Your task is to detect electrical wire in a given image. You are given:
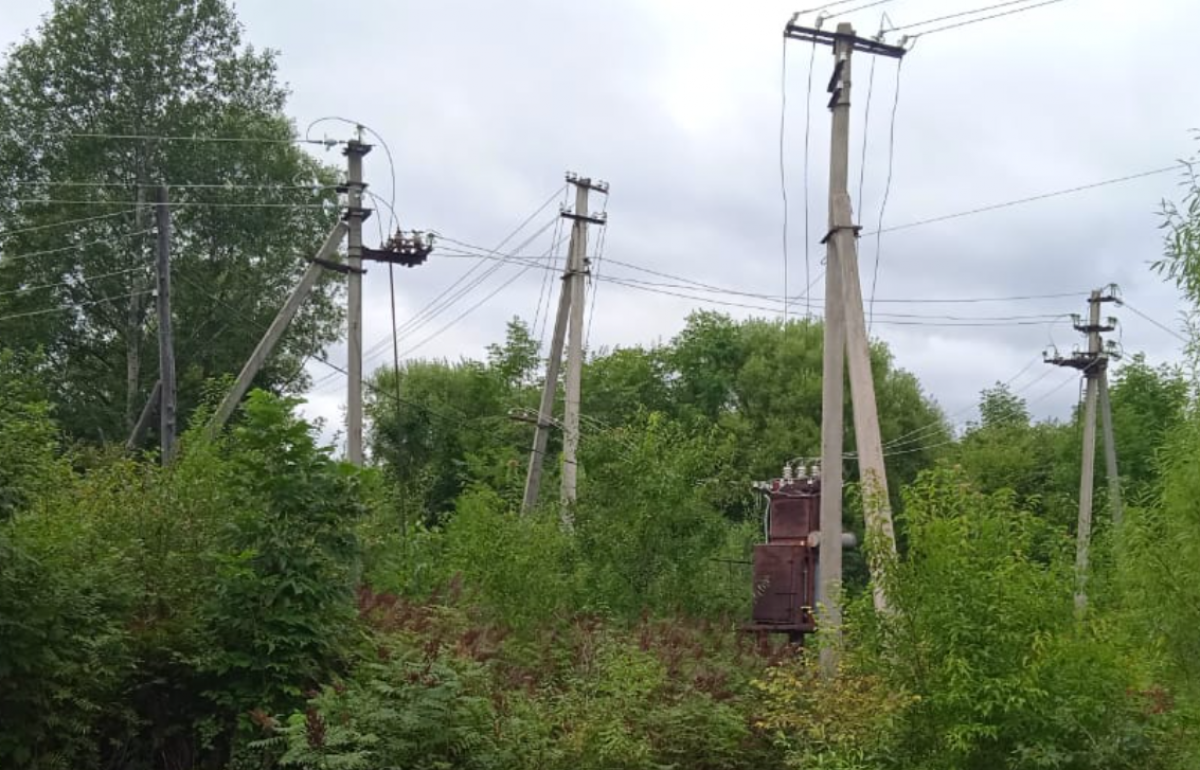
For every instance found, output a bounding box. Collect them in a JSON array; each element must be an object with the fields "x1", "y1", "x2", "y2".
[
  {"x1": 909, "y1": 0, "x2": 1071, "y2": 38},
  {"x1": 867, "y1": 57, "x2": 903, "y2": 333},
  {"x1": 0, "y1": 229, "x2": 153, "y2": 263},
  {"x1": 802, "y1": 40, "x2": 818, "y2": 319},
  {"x1": 64, "y1": 131, "x2": 334, "y2": 146},
  {"x1": 11, "y1": 180, "x2": 338, "y2": 191},
  {"x1": 828, "y1": 0, "x2": 897, "y2": 19},
  {"x1": 598, "y1": 273, "x2": 1072, "y2": 325},
  {"x1": 0, "y1": 288, "x2": 152, "y2": 323},
  {"x1": 0, "y1": 266, "x2": 142, "y2": 297},
  {"x1": 394, "y1": 227, "x2": 571, "y2": 363},
  {"x1": 1117, "y1": 300, "x2": 1191, "y2": 344},
  {"x1": 7, "y1": 198, "x2": 330, "y2": 209},
  {"x1": 855, "y1": 49, "x2": 878, "y2": 223},
  {"x1": 404, "y1": 184, "x2": 564, "y2": 337},
  {"x1": 0, "y1": 209, "x2": 139, "y2": 242},
  {"x1": 881, "y1": 357, "x2": 1048, "y2": 452},
  {"x1": 387, "y1": 262, "x2": 403, "y2": 406},
  {"x1": 779, "y1": 35, "x2": 791, "y2": 323},
  {"x1": 533, "y1": 188, "x2": 570, "y2": 353},
  {"x1": 892, "y1": 0, "x2": 1042, "y2": 30},
  {"x1": 863, "y1": 164, "x2": 1185, "y2": 237},
  {"x1": 584, "y1": 196, "x2": 611, "y2": 353},
  {"x1": 361, "y1": 216, "x2": 559, "y2": 367}
]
